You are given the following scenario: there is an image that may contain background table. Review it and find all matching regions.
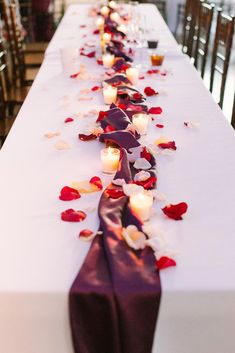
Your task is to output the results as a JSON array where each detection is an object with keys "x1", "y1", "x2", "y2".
[{"x1": 0, "y1": 4, "x2": 235, "y2": 353}]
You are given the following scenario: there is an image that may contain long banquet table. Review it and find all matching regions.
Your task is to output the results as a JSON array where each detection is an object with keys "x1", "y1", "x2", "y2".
[{"x1": 1, "y1": 3, "x2": 235, "y2": 353}]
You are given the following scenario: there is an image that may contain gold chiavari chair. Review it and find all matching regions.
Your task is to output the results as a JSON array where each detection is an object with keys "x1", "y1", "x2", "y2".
[
  {"x1": 194, "y1": 1, "x2": 215, "y2": 78},
  {"x1": 210, "y1": 9, "x2": 235, "y2": 108}
]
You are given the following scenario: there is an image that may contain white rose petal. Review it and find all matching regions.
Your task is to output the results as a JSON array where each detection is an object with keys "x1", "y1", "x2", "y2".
[
  {"x1": 122, "y1": 183, "x2": 143, "y2": 196},
  {"x1": 134, "y1": 158, "x2": 152, "y2": 170},
  {"x1": 112, "y1": 178, "x2": 126, "y2": 186},
  {"x1": 134, "y1": 171, "x2": 151, "y2": 182},
  {"x1": 122, "y1": 225, "x2": 146, "y2": 250}
]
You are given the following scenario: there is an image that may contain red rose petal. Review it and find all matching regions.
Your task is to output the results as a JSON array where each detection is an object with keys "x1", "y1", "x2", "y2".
[
  {"x1": 132, "y1": 92, "x2": 142, "y2": 100},
  {"x1": 144, "y1": 86, "x2": 158, "y2": 97},
  {"x1": 148, "y1": 107, "x2": 163, "y2": 114},
  {"x1": 80, "y1": 24, "x2": 86, "y2": 28},
  {"x1": 61, "y1": 209, "x2": 86, "y2": 222},
  {"x1": 118, "y1": 103, "x2": 127, "y2": 110},
  {"x1": 141, "y1": 147, "x2": 152, "y2": 162},
  {"x1": 64, "y1": 117, "x2": 74, "y2": 123},
  {"x1": 158, "y1": 141, "x2": 177, "y2": 150},
  {"x1": 89, "y1": 176, "x2": 103, "y2": 190},
  {"x1": 134, "y1": 176, "x2": 157, "y2": 190},
  {"x1": 139, "y1": 75, "x2": 145, "y2": 80},
  {"x1": 79, "y1": 229, "x2": 94, "y2": 238},
  {"x1": 106, "y1": 189, "x2": 125, "y2": 199},
  {"x1": 70, "y1": 72, "x2": 80, "y2": 78},
  {"x1": 147, "y1": 69, "x2": 159, "y2": 74},
  {"x1": 79, "y1": 133, "x2": 97, "y2": 141},
  {"x1": 156, "y1": 124, "x2": 164, "y2": 128},
  {"x1": 93, "y1": 29, "x2": 99, "y2": 35},
  {"x1": 59, "y1": 186, "x2": 81, "y2": 201},
  {"x1": 104, "y1": 125, "x2": 116, "y2": 133},
  {"x1": 91, "y1": 86, "x2": 100, "y2": 92},
  {"x1": 156, "y1": 256, "x2": 176, "y2": 270},
  {"x1": 80, "y1": 51, "x2": 96, "y2": 58},
  {"x1": 97, "y1": 58, "x2": 103, "y2": 65},
  {"x1": 162, "y1": 202, "x2": 188, "y2": 220},
  {"x1": 96, "y1": 111, "x2": 108, "y2": 123}
]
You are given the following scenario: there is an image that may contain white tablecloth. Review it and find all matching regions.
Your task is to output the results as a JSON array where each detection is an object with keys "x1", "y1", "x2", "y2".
[{"x1": 0, "y1": 4, "x2": 235, "y2": 353}]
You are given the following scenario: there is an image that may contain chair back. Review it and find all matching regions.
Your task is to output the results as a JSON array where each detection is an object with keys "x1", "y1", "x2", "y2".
[
  {"x1": 210, "y1": 10, "x2": 235, "y2": 108},
  {"x1": 182, "y1": 0, "x2": 201, "y2": 57},
  {"x1": 194, "y1": 1, "x2": 214, "y2": 78},
  {"x1": 0, "y1": 35, "x2": 9, "y2": 122}
]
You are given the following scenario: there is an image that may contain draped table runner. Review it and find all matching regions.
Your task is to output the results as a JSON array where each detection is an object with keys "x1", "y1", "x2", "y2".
[{"x1": 0, "y1": 4, "x2": 235, "y2": 353}]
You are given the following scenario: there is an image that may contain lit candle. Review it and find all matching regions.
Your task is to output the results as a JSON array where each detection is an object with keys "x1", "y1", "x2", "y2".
[
  {"x1": 110, "y1": 12, "x2": 121, "y2": 23},
  {"x1": 100, "y1": 6, "x2": 110, "y2": 16},
  {"x1": 103, "y1": 32, "x2": 112, "y2": 43},
  {"x1": 103, "y1": 85, "x2": 117, "y2": 104},
  {"x1": 109, "y1": 1, "x2": 117, "y2": 9},
  {"x1": 101, "y1": 147, "x2": 120, "y2": 173},
  {"x1": 96, "y1": 16, "x2": 105, "y2": 29},
  {"x1": 132, "y1": 113, "x2": 149, "y2": 135},
  {"x1": 117, "y1": 24, "x2": 127, "y2": 34},
  {"x1": 130, "y1": 191, "x2": 153, "y2": 221},
  {"x1": 102, "y1": 53, "x2": 115, "y2": 68},
  {"x1": 126, "y1": 67, "x2": 139, "y2": 85}
]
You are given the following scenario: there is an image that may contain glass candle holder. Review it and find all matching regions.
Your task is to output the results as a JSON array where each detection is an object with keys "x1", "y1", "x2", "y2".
[
  {"x1": 102, "y1": 53, "x2": 115, "y2": 68},
  {"x1": 130, "y1": 191, "x2": 153, "y2": 221},
  {"x1": 126, "y1": 67, "x2": 139, "y2": 85},
  {"x1": 103, "y1": 85, "x2": 117, "y2": 104},
  {"x1": 150, "y1": 50, "x2": 165, "y2": 66},
  {"x1": 101, "y1": 147, "x2": 120, "y2": 173},
  {"x1": 132, "y1": 113, "x2": 149, "y2": 135}
]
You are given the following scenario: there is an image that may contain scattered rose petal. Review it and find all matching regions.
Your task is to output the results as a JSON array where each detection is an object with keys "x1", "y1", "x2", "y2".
[
  {"x1": 149, "y1": 107, "x2": 162, "y2": 115},
  {"x1": 96, "y1": 110, "x2": 108, "y2": 122},
  {"x1": 144, "y1": 86, "x2": 158, "y2": 96},
  {"x1": 134, "y1": 171, "x2": 151, "y2": 182},
  {"x1": 112, "y1": 178, "x2": 126, "y2": 186},
  {"x1": 89, "y1": 176, "x2": 103, "y2": 190},
  {"x1": 122, "y1": 225, "x2": 146, "y2": 250},
  {"x1": 55, "y1": 140, "x2": 71, "y2": 150},
  {"x1": 139, "y1": 75, "x2": 145, "y2": 80},
  {"x1": 156, "y1": 124, "x2": 164, "y2": 128},
  {"x1": 79, "y1": 229, "x2": 97, "y2": 242},
  {"x1": 80, "y1": 24, "x2": 86, "y2": 28},
  {"x1": 80, "y1": 50, "x2": 96, "y2": 58},
  {"x1": 61, "y1": 209, "x2": 86, "y2": 222},
  {"x1": 156, "y1": 256, "x2": 176, "y2": 270},
  {"x1": 70, "y1": 72, "x2": 80, "y2": 78},
  {"x1": 93, "y1": 29, "x2": 99, "y2": 35},
  {"x1": 79, "y1": 133, "x2": 97, "y2": 141},
  {"x1": 122, "y1": 183, "x2": 143, "y2": 196},
  {"x1": 97, "y1": 58, "x2": 103, "y2": 65},
  {"x1": 134, "y1": 158, "x2": 152, "y2": 170},
  {"x1": 141, "y1": 147, "x2": 152, "y2": 162},
  {"x1": 44, "y1": 132, "x2": 60, "y2": 139},
  {"x1": 184, "y1": 121, "x2": 199, "y2": 128},
  {"x1": 59, "y1": 186, "x2": 81, "y2": 201},
  {"x1": 147, "y1": 69, "x2": 159, "y2": 74},
  {"x1": 91, "y1": 86, "x2": 101, "y2": 92},
  {"x1": 106, "y1": 188, "x2": 125, "y2": 199},
  {"x1": 162, "y1": 202, "x2": 188, "y2": 220},
  {"x1": 104, "y1": 125, "x2": 116, "y2": 133},
  {"x1": 127, "y1": 146, "x2": 142, "y2": 163},
  {"x1": 134, "y1": 176, "x2": 157, "y2": 190},
  {"x1": 132, "y1": 92, "x2": 142, "y2": 100},
  {"x1": 78, "y1": 96, "x2": 93, "y2": 101},
  {"x1": 146, "y1": 235, "x2": 168, "y2": 252},
  {"x1": 151, "y1": 189, "x2": 167, "y2": 201},
  {"x1": 158, "y1": 141, "x2": 177, "y2": 150},
  {"x1": 64, "y1": 117, "x2": 74, "y2": 123}
]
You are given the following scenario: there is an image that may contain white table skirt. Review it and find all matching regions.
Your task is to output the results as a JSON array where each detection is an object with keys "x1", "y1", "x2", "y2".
[{"x1": 0, "y1": 4, "x2": 235, "y2": 353}]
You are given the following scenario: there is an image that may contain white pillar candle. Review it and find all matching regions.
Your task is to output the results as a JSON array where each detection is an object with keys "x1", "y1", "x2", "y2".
[
  {"x1": 103, "y1": 85, "x2": 117, "y2": 104},
  {"x1": 132, "y1": 113, "x2": 149, "y2": 135},
  {"x1": 102, "y1": 53, "x2": 115, "y2": 68},
  {"x1": 126, "y1": 67, "x2": 139, "y2": 85},
  {"x1": 96, "y1": 16, "x2": 105, "y2": 29},
  {"x1": 101, "y1": 147, "x2": 120, "y2": 173},
  {"x1": 130, "y1": 191, "x2": 153, "y2": 221},
  {"x1": 117, "y1": 24, "x2": 127, "y2": 34},
  {"x1": 109, "y1": 1, "x2": 117, "y2": 9},
  {"x1": 110, "y1": 12, "x2": 121, "y2": 23},
  {"x1": 103, "y1": 32, "x2": 112, "y2": 43},
  {"x1": 100, "y1": 6, "x2": 110, "y2": 16}
]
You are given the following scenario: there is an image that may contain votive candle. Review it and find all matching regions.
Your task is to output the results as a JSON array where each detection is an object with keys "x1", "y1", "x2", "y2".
[
  {"x1": 110, "y1": 12, "x2": 121, "y2": 23},
  {"x1": 126, "y1": 67, "x2": 139, "y2": 85},
  {"x1": 100, "y1": 6, "x2": 110, "y2": 16},
  {"x1": 130, "y1": 191, "x2": 153, "y2": 221},
  {"x1": 103, "y1": 32, "x2": 112, "y2": 43},
  {"x1": 102, "y1": 53, "x2": 115, "y2": 68},
  {"x1": 132, "y1": 113, "x2": 149, "y2": 135},
  {"x1": 101, "y1": 147, "x2": 120, "y2": 173},
  {"x1": 96, "y1": 16, "x2": 105, "y2": 29},
  {"x1": 103, "y1": 85, "x2": 117, "y2": 104},
  {"x1": 109, "y1": 1, "x2": 117, "y2": 9}
]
